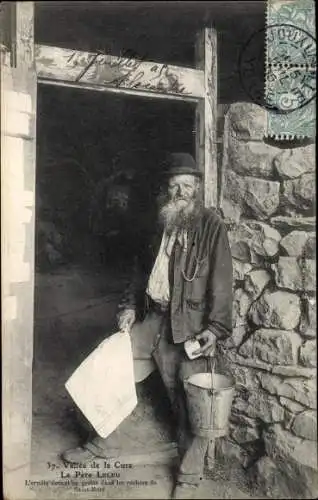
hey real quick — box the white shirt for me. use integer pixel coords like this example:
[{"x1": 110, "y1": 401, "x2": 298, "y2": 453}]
[{"x1": 146, "y1": 228, "x2": 188, "y2": 306}]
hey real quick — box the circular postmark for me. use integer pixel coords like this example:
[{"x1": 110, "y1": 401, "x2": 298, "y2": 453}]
[{"x1": 238, "y1": 24, "x2": 316, "y2": 113}]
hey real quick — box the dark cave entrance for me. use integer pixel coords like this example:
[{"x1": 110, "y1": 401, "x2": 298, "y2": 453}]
[
  {"x1": 35, "y1": 84, "x2": 196, "y2": 274},
  {"x1": 32, "y1": 85, "x2": 196, "y2": 464}
]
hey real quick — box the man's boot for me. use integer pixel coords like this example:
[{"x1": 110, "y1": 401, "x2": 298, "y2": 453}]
[
  {"x1": 171, "y1": 483, "x2": 198, "y2": 499},
  {"x1": 61, "y1": 440, "x2": 108, "y2": 464}
]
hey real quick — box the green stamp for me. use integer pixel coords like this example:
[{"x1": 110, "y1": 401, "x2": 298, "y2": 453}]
[
  {"x1": 265, "y1": 0, "x2": 316, "y2": 139},
  {"x1": 266, "y1": 24, "x2": 316, "y2": 66}
]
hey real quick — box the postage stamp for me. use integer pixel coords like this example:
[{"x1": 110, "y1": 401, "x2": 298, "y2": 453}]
[
  {"x1": 266, "y1": 0, "x2": 315, "y2": 40},
  {"x1": 265, "y1": 0, "x2": 316, "y2": 138}
]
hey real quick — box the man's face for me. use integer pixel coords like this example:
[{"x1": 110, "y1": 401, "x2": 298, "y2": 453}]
[
  {"x1": 167, "y1": 174, "x2": 199, "y2": 207},
  {"x1": 158, "y1": 174, "x2": 201, "y2": 230}
]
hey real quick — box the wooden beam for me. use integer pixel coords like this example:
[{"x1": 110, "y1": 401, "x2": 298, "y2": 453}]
[
  {"x1": 15, "y1": 2, "x2": 34, "y2": 67},
  {"x1": 195, "y1": 28, "x2": 218, "y2": 209},
  {"x1": 37, "y1": 77, "x2": 200, "y2": 104},
  {"x1": 195, "y1": 28, "x2": 219, "y2": 468},
  {"x1": 35, "y1": 44, "x2": 205, "y2": 101}
]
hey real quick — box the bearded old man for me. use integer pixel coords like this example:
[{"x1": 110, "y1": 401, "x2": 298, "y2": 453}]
[{"x1": 62, "y1": 153, "x2": 233, "y2": 499}]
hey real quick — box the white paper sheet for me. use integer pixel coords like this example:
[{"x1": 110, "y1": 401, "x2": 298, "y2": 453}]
[{"x1": 65, "y1": 330, "x2": 137, "y2": 439}]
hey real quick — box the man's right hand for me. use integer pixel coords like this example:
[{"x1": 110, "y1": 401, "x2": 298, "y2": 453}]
[{"x1": 117, "y1": 308, "x2": 136, "y2": 333}]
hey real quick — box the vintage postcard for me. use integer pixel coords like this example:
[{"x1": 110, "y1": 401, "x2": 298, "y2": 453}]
[{"x1": 1, "y1": 1, "x2": 316, "y2": 499}]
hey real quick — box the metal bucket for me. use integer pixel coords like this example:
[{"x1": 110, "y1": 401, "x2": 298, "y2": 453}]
[{"x1": 184, "y1": 372, "x2": 235, "y2": 438}]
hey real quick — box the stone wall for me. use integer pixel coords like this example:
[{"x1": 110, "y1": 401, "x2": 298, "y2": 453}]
[{"x1": 218, "y1": 103, "x2": 317, "y2": 499}]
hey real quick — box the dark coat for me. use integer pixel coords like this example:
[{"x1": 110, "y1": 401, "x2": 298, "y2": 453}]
[{"x1": 121, "y1": 207, "x2": 233, "y2": 344}]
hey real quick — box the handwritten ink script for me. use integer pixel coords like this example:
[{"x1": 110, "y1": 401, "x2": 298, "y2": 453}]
[{"x1": 66, "y1": 49, "x2": 189, "y2": 95}]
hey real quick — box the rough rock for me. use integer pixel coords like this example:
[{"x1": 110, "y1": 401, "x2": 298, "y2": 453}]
[
  {"x1": 245, "y1": 221, "x2": 281, "y2": 257},
  {"x1": 283, "y1": 173, "x2": 315, "y2": 211},
  {"x1": 299, "y1": 297, "x2": 316, "y2": 338},
  {"x1": 239, "y1": 329, "x2": 302, "y2": 365},
  {"x1": 303, "y1": 233, "x2": 316, "y2": 258},
  {"x1": 242, "y1": 177, "x2": 280, "y2": 219},
  {"x1": 228, "y1": 222, "x2": 281, "y2": 261},
  {"x1": 230, "y1": 414, "x2": 260, "y2": 443},
  {"x1": 222, "y1": 171, "x2": 281, "y2": 221},
  {"x1": 279, "y1": 396, "x2": 307, "y2": 414},
  {"x1": 249, "y1": 290, "x2": 301, "y2": 330},
  {"x1": 228, "y1": 139, "x2": 278, "y2": 178},
  {"x1": 234, "y1": 287, "x2": 251, "y2": 315},
  {"x1": 250, "y1": 454, "x2": 318, "y2": 499},
  {"x1": 299, "y1": 340, "x2": 317, "y2": 368},
  {"x1": 227, "y1": 102, "x2": 266, "y2": 141},
  {"x1": 250, "y1": 456, "x2": 291, "y2": 499},
  {"x1": 307, "y1": 298, "x2": 317, "y2": 333},
  {"x1": 233, "y1": 288, "x2": 252, "y2": 327},
  {"x1": 227, "y1": 364, "x2": 260, "y2": 391},
  {"x1": 284, "y1": 410, "x2": 300, "y2": 431},
  {"x1": 228, "y1": 225, "x2": 253, "y2": 262},
  {"x1": 221, "y1": 197, "x2": 242, "y2": 223},
  {"x1": 230, "y1": 421, "x2": 260, "y2": 444},
  {"x1": 270, "y1": 216, "x2": 315, "y2": 235},
  {"x1": 230, "y1": 412, "x2": 259, "y2": 427},
  {"x1": 249, "y1": 252, "x2": 268, "y2": 267},
  {"x1": 271, "y1": 365, "x2": 316, "y2": 378},
  {"x1": 273, "y1": 144, "x2": 315, "y2": 179},
  {"x1": 245, "y1": 269, "x2": 271, "y2": 300},
  {"x1": 273, "y1": 257, "x2": 316, "y2": 292},
  {"x1": 221, "y1": 169, "x2": 243, "y2": 222},
  {"x1": 224, "y1": 349, "x2": 273, "y2": 372},
  {"x1": 263, "y1": 423, "x2": 318, "y2": 470},
  {"x1": 230, "y1": 241, "x2": 251, "y2": 262},
  {"x1": 232, "y1": 395, "x2": 249, "y2": 415},
  {"x1": 223, "y1": 169, "x2": 243, "y2": 206},
  {"x1": 232, "y1": 298, "x2": 239, "y2": 328},
  {"x1": 272, "y1": 257, "x2": 302, "y2": 291},
  {"x1": 232, "y1": 259, "x2": 252, "y2": 281},
  {"x1": 301, "y1": 259, "x2": 316, "y2": 292},
  {"x1": 258, "y1": 373, "x2": 317, "y2": 409},
  {"x1": 279, "y1": 230, "x2": 310, "y2": 257},
  {"x1": 233, "y1": 391, "x2": 285, "y2": 423},
  {"x1": 224, "y1": 350, "x2": 315, "y2": 378},
  {"x1": 216, "y1": 437, "x2": 250, "y2": 468},
  {"x1": 223, "y1": 326, "x2": 246, "y2": 349},
  {"x1": 291, "y1": 410, "x2": 317, "y2": 441}
]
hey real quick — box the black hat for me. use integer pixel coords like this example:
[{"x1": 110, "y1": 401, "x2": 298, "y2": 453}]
[{"x1": 162, "y1": 152, "x2": 203, "y2": 178}]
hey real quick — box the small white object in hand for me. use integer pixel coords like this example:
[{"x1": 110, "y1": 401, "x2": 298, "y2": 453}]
[{"x1": 184, "y1": 339, "x2": 202, "y2": 360}]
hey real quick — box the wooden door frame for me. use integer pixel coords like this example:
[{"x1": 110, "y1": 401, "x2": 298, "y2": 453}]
[
  {"x1": 2, "y1": 2, "x2": 218, "y2": 491},
  {"x1": 34, "y1": 30, "x2": 218, "y2": 207}
]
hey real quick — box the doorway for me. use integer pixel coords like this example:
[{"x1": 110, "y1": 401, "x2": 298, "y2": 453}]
[{"x1": 32, "y1": 83, "x2": 196, "y2": 473}]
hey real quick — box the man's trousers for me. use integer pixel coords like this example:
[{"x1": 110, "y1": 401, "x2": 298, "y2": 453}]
[{"x1": 90, "y1": 310, "x2": 211, "y2": 485}]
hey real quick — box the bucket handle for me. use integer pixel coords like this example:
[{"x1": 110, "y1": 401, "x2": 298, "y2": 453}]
[
  {"x1": 208, "y1": 355, "x2": 216, "y2": 395},
  {"x1": 207, "y1": 354, "x2": 216, "y2": 470}
]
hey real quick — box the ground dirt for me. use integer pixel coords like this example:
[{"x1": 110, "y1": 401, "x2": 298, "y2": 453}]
[{"x1": 31, "y1": 264, "x2": 266, "y2": 499}]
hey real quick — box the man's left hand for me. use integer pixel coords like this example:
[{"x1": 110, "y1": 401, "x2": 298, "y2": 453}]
[{"x1": 193, "y1": 329, "x2": 217, "y2": 357}]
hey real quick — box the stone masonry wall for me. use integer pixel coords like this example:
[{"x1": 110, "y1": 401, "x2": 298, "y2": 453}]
[{"x1": 218, "y1": 103, "x2": 317, "y2": 499}]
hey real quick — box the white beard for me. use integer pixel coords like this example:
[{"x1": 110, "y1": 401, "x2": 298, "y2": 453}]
[{"x1": 159, "y1": 197, "x2": 197, "y2": 233}]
